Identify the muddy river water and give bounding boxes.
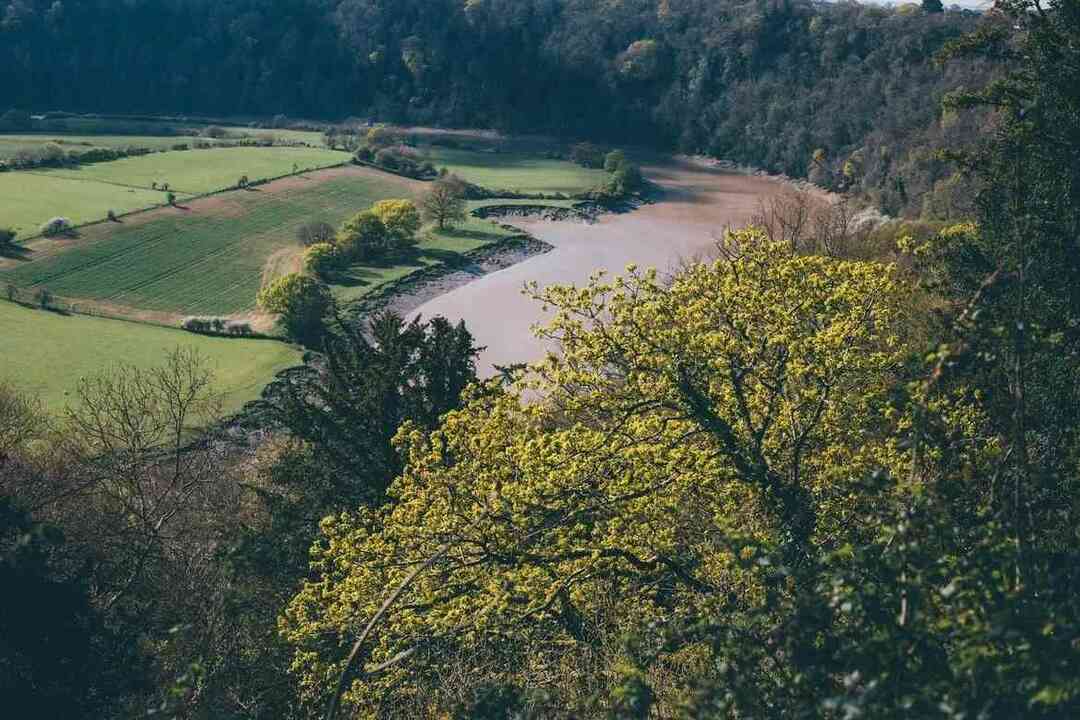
[411,157,788,376]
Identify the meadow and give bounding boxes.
[35,146,348,194]
[0,300,302,415]
[0,145,349,236]
[0,172,167,236]
[1,168,413,315]
[424,147,607,195]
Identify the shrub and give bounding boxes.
[365,126,399,149]
[107,209,118,222]
[0,227,16,249]
[337,211,389,261]
[297,221,336,247]
[202,125,227,139]
[166,192,177,206]
[257,273,332,346]
[40,217,73,237]
[304,243,339,277]
[34,287,53,309]
[372,199,421,251]
[604,150,627,173]
[570,142,605,169]
[225,321,253,336]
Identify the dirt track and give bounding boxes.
[411,156,790,375]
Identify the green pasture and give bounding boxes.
[0,172,168,236]
[0,300,301,415]
[1,170,414,315]
[423,147,607,195]
[35,146,349,195]
[0,134,227,161]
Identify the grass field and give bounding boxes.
[424,147,607,195]
[0,134,227,161]
[328,217,519,303]
[0,145,350,236]
[35,146,349,194]
[0,173,168,236]
[0,300,302,414]
[1,169,417,315]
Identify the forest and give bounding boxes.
[1,0,991,213]
[3,0,1080,719]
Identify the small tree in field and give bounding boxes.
[337,211,389,261]
[34,287,53,309]
[257,273,332,346]
[420,175,467,230]
[371,199,421,252]
[0,228,16,251]
[297,221,335,247]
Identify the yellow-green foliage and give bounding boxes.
[279,229,914,715]
[371,199,421,246]
[257,272,320,314]
[304,242,338,276]
[336,210,387,260]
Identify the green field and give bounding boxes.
[1,169,414,314]
[0,134,227,161]
[0,300,301,414]
[424,147,607,195]
[0,145,350,236]
[0,172,168,236]
[35,146,349,194]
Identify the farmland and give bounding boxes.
[1,167,416,315]
[0,173,167,236]
[0,300,302,415]
[0,129,611,411]
[34,146,348,195]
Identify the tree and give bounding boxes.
[0,227,16,252]
[304,242,339,277]
[337,210,389,261]
[297,220,336,247]
[280,229,911,716]
[603,149,627,173]
[922,0,944,12]
[371,199,421,251]
[420,175,467,229]
[257,273,332,345]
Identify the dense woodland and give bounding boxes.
[5,0,1080,719]
[1,0,992,213]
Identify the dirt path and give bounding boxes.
[410,156,790,376]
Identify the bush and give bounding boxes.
[336,211,389,261]
[0,227,16,249]
[570,142,606,169]
[107,209,117,222]
[604,150,627,173]
[257,273,332,346]
[225,321,253,336]
[34,287,53,309]
[202,125,227,139]
[304,243,339,277]
[372,199,421,251]
[297,221,336,247]
[40,217,74,237]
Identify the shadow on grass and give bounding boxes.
[0,244,32,262]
